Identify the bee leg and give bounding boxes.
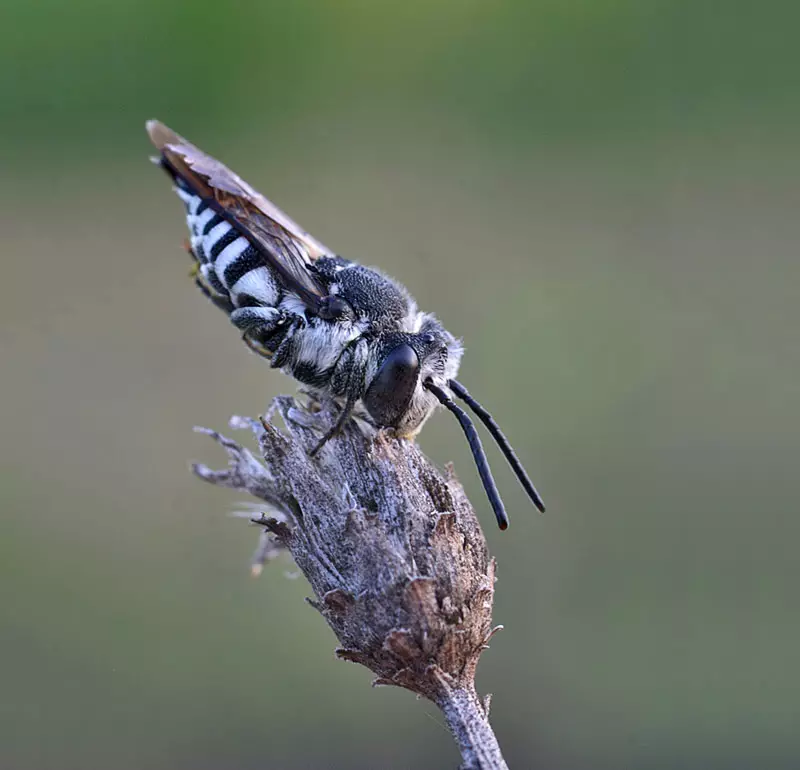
[242,330,273,358]
[310,338,369,456]
[270,316,305,370]
[310,395,358,456]
[231,307,290,360]
[230,306,287,333]
[194,274,234,314]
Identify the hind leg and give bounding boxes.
[186,239,235,315]
[195,273,234,314]
[230,306,291,359]
[230,306,287,334]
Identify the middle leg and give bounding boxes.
[310,337,369,455]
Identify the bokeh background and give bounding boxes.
[2,1,798,768]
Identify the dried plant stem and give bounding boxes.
[193,395,509,769]
[439,684,509,770]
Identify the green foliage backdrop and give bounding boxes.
[1,2,798,768]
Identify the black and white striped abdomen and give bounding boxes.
[175,183,280,309]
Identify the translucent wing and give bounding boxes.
[147,120,331,311]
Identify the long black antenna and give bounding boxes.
[425,381,509,530]
[449,379,546,513]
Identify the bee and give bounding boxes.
[147,121,544,529]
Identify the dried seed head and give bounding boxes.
[194,395,497,705]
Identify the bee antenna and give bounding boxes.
[449,379,546,513]
[425,381,509,530]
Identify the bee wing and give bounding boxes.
[147,120,331,311]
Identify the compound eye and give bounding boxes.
[363,344,420,427]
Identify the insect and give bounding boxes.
[147,120,545,529]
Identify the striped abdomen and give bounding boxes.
[175,181,281,312]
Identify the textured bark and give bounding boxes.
[193,395,508,769]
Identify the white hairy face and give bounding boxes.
[393,317,464,438]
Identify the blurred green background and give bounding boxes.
[1,1,798,768]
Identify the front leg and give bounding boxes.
[310,337,369,456]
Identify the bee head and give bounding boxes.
[362,319,544,529]
[362,317,462,436]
